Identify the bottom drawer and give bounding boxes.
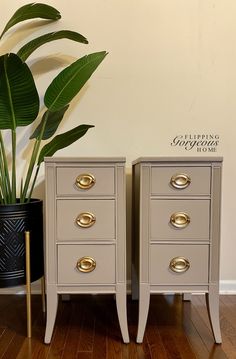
[150,244,209,285]
[58,244,115,285]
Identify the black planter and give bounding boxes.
[0,199,44,288]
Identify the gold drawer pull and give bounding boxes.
[170,212,190,228]
[170,173,191,189]
[76,256,96,273]
[170,257,190,273]
[76,212,96,228]
[76,173,96,189]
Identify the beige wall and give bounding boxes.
[1,0,236,291]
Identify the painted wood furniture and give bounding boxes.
[44,157,129,343]
[132,157,223,343]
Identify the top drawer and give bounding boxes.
[151,166,211,196]
[56,167,115,196]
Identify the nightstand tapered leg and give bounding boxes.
[44,284,58,344]
[136,283,150,343]
[116,283,129,343]
[206,285,222,344]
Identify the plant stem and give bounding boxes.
[20,139,40,202]
[11,129,16,202]
[21,111,48,202]
[0,185,3,204]
[26,165,40,203]
[0,174,6,204]
[0,131,11,203]
[0,160,6,203]
[0,150,7,203]
[20,178,23,198]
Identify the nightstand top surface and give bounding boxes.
[44,157,126,163]
[132,156,223,165]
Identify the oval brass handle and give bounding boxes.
[76,212,96,228]
[169,257,190,273]
[170,212,190,228]
[76,256,96,273]
[170,173,191,189]
[76,173,96,189]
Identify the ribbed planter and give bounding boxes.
[0,199,44,288]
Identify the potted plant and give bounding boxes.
[0,3,107,287]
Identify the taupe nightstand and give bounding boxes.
[44,157,129,343]
[132,157,222,343]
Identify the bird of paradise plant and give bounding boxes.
[0,3,107,204]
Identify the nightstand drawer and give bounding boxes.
[57,199,115,240]
[150,244,209,285]
[57,167,115,196]
[150,199,210,240]
[151,166,211,195]
[58,244,115,284]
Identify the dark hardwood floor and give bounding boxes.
[0,293,235,358]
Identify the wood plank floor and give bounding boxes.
[0,294,235,358]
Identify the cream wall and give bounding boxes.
[1,0,236,292]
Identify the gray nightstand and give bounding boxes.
[44,157,129,343]
[132,157,223,343]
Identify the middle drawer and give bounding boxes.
[57,199,115,241]
[150,199,210,240]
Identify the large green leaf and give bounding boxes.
[44,51,108,112]
[37,124,94,164]
[0,53,39,130]
[17,31,88,61]
[0,3,61,39]
[30,106,69,140]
